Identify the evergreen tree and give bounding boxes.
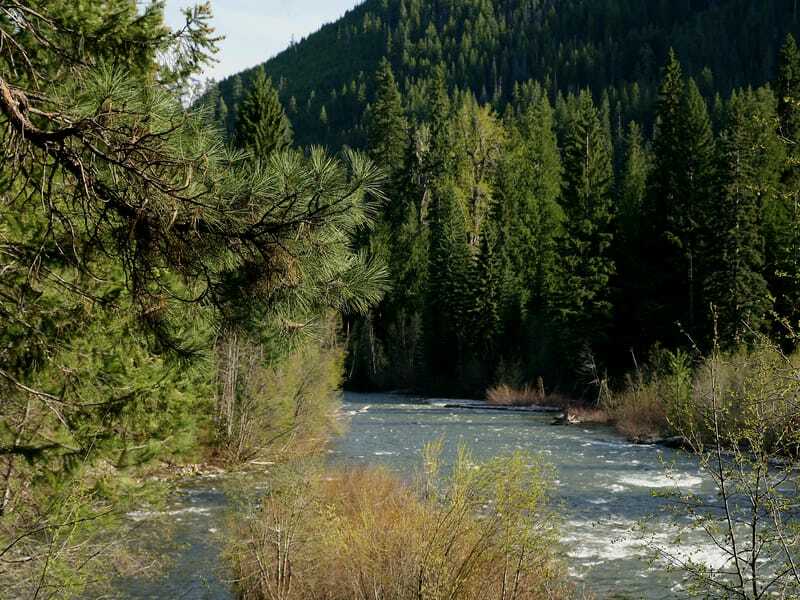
[766,33,800,340]
[777,34,800,140]
[555,90,615,370]
[611,121,652,361]
[234,67,293,156]
[366,59,408,173]
[618,122,650,247]
[645,53,717,347]
[0,1,387,591]
[705,88,779,345]
[495,89,563,376]
[217,96,230,135]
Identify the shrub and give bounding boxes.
[214,320,344,464]
[651,337,800,598]
[227,446,572,600]
[604,380,669,441]
[603,349,691,441]
[487,383,545,406]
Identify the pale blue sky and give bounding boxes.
[165,1,362,81]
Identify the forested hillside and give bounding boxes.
[203,0,800,397]
[210,0,799,148]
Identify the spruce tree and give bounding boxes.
[555,90,615,369]
[645,53,717,347]
[234,67,293,156]
[366,59,408,174]
[766,34,800,340]
[705,88,778,345]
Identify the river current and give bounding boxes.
[116,392,722,599]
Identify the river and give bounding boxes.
[116,392,721,599]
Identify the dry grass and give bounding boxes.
[565,406,611,425]
[487,383,544,406]
[602,345,800,444]
[486,381,573,408]
[227,447,576,600]
[488,384,610,426]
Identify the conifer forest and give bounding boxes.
[4,1,800,599]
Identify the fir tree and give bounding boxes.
[646,53,717,347]
[234,67,293,156]
[495,89,563,374]
[366,59,408,173]
[777,34,800,140]
[705,88,778,345]
[611,121,652,359]
[766,33,800,340]
[555,90,615,368]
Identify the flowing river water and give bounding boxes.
[117,392,723,599]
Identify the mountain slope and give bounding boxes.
[213,0,800,148]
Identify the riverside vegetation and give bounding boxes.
[2,1,800,599]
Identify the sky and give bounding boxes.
[164,0,363,82]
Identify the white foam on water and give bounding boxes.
[618,473,702,488]
[373,451,395,456]
[588,498,611,505]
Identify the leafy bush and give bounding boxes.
[214,320,345,464]
[603,349,692,441]
[227,445,572,600]
[651,337,800,598]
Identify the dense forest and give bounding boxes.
[5,1,800,598]
[205,0,800,396]
[210,0,800,149]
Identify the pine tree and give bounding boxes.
[645,53,717,347]
[234,67,293,156]
[555,90,615,368]
[366,59,408,173]
[766,35,800,340]
[705,88,778,345]
[495,89,563,374]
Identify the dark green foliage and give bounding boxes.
[645,55,718,347]
[234,67,293,156]
[366,59,408,171]
[203,3,800,394]
[344,36,798,395]
[495,88,563,377]
[610,121,653,363]
[777,34,800,140]
[766,34,800,342]
[705,88,780,344]
[212,0,800,149]
[554,90,616,372]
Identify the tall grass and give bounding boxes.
[226,445,574,600]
